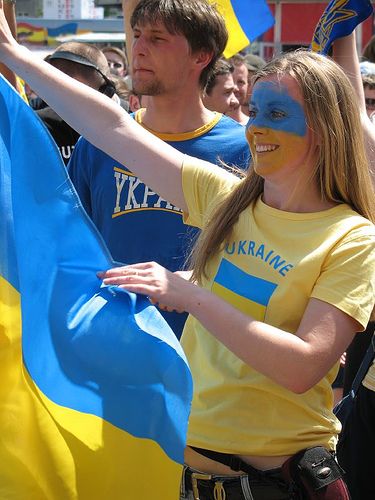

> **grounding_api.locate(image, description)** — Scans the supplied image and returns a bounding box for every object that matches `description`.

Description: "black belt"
[191,446,281,478]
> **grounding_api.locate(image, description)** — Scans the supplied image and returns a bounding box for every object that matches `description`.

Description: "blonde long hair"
[190,50,375,282]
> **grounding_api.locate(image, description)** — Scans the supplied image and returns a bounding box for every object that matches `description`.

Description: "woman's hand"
[97,262,197,313]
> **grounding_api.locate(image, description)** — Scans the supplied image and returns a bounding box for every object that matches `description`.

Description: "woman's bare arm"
[99,261,359,394]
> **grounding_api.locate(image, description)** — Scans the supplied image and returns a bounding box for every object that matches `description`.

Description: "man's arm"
[333,32,375,183]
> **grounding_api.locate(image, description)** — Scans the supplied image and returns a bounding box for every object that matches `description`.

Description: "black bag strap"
[350,328,375,396]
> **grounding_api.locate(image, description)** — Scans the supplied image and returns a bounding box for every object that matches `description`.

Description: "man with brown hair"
[68,0,250,340]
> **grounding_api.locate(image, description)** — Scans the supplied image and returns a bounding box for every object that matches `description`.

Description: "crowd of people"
[1,0,375,499]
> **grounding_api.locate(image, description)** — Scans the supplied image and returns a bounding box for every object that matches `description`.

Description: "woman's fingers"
[97,261,191,313]
[97,261,159,279]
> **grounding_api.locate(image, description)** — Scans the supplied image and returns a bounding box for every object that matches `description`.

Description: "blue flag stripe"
[231,0,275,41]
[214,258,277,306]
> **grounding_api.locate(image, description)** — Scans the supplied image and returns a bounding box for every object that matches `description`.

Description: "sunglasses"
[365,97,375,107]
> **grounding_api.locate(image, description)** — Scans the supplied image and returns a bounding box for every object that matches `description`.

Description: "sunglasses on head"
[365,97,375,107]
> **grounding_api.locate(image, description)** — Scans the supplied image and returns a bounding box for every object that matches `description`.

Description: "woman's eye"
[248,109,257,118]
[271,110,286,119]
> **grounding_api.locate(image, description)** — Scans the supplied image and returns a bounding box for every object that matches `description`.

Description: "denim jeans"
[180,465,291,500]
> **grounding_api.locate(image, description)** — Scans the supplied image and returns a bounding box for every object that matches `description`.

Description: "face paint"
[246,76,313,176]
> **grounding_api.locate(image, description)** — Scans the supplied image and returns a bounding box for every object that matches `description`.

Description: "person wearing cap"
[242,53,266,115]
[36,42,120,165]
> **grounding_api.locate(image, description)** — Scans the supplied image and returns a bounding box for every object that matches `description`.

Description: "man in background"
[225,54,249,125]
[202,58,239,114]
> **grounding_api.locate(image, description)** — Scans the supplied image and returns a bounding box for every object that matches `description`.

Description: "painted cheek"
[251,129,310,175]
[283,133,310,162]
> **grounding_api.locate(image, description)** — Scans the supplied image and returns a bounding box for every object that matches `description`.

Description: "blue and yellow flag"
[0,75,192,499]
[311,0,374,54]
[210,0,275,58]
[212,259,277,320]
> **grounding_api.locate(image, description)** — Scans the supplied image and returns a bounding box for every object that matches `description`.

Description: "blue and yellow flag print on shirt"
[212,259,277,320]
[0,75,192,500]
[311,0,373,55]
[209,0,275,58]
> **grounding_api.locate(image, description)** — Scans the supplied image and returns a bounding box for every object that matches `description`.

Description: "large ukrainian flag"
[210,0,274,58]
[0,75,192,499]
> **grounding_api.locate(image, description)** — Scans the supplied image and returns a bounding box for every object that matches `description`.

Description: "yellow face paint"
[246,127,311,176]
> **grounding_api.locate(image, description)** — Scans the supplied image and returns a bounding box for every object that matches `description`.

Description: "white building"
[43,0,103,20]
[16,0,43,17]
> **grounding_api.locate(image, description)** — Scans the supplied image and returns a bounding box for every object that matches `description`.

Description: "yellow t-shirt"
[181,158,375,457]
[16,77,28,104]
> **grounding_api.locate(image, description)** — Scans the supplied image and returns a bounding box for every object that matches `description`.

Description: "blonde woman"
[0,2,374,498]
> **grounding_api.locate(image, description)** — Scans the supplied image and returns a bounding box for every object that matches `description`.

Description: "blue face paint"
[247,81,307,137]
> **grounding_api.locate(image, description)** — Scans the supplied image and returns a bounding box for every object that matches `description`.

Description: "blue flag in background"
[47,23,78,38]
[0,75,192,499]
[210,0,275,58]
[311,0,374,54]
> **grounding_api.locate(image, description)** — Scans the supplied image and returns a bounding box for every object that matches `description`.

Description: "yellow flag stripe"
[212,281,266,321]
[210,0,250,58]
[0,275,182,500]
